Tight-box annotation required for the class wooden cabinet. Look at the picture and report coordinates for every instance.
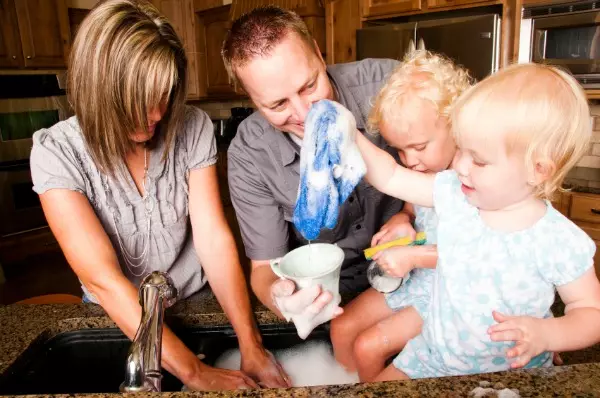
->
[154,0,206,99]
[427,0,489,8]
[197,5,241,97]
[362,0,422,18]
[0,0,23,67]
[0,0,71,68]
[555,191,600,279]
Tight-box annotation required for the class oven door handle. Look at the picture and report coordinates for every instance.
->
[532,29,547,62]
[0,159,30,172]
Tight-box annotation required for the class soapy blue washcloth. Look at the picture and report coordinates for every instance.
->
[293,100,366,241]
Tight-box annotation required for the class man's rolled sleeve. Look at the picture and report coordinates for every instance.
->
[228,146,289,261]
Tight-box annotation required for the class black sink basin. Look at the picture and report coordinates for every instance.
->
[0,324,330,395]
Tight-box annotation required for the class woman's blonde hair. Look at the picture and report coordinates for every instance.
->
[68,0,187,175]
[368,50,473,134]
[451,63,591,200]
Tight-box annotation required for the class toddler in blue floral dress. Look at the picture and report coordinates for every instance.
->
[352,63,600,380]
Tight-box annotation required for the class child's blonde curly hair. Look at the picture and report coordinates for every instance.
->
[368,50,473,134]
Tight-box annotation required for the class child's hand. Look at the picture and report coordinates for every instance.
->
[371,212,416,246]
[488,311,549,368]
[372,245,433,278]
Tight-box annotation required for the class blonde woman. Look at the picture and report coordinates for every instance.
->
[29,0,289,391]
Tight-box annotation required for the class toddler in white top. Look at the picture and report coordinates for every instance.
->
[350,63,600,379]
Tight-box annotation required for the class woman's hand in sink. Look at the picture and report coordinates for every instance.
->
[183,362,260,391]
[241,346,291,388]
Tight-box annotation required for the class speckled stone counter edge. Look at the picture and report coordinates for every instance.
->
[2,292,600,398]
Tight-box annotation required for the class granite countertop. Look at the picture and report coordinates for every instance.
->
[1,291,600,397]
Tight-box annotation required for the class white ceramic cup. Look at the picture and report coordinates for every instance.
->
[270,243,345,306]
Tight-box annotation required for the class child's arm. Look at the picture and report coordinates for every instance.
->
[356,133,435,207]
[488,268,600,368]
[544,268,600,350]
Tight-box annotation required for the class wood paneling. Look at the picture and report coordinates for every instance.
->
[194,0,227,12]
[500,0,522,67]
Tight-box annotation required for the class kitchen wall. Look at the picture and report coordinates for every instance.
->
[584,104,600,168]
[559,103,600,189]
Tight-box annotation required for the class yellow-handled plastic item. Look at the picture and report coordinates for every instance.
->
[363,232,427,260]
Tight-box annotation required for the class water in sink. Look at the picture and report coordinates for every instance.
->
[0,324,345,395]
[214,339,359,387]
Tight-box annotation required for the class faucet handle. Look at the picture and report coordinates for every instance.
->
[139,271,178,308]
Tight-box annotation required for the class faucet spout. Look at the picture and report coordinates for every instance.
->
[120,271,178,392]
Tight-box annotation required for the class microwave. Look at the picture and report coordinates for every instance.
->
[523,0,600,88]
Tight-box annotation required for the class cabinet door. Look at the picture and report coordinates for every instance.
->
[324,0,361,64]
[550,191,570,217]
[155,0,205,99]
[363,0,422,18]
[578,224,600,279]
[0,0,23,67]
[200,6,237,96]
[14,0,71,68]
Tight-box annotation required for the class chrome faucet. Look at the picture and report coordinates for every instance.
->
[120,271,178,393]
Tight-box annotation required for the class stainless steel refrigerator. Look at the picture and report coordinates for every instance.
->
[356,14,501,81]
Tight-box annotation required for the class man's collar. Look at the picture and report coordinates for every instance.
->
[327,69,366,131]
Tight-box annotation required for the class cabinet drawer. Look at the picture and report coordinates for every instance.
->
[570,194,600,224]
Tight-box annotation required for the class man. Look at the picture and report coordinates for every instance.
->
[222,6,406,326]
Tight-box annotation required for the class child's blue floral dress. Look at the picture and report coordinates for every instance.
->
[393,170,595,378]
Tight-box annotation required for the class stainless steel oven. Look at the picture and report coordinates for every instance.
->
[0,73,72,236]
[357,13,501,81]
[524,0,600,88]
[0,161,49,237]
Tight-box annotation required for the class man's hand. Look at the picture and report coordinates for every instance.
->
[371,212,416,247]
[271,279,343,339]
[488,311,550,368]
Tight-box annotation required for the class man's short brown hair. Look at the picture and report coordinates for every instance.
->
[221,6,317,86]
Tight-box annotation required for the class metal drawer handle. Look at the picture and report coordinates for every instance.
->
[591,208,600,215]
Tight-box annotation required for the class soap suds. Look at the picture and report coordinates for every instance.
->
[469,381,520,397]
[214,340,359,387]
